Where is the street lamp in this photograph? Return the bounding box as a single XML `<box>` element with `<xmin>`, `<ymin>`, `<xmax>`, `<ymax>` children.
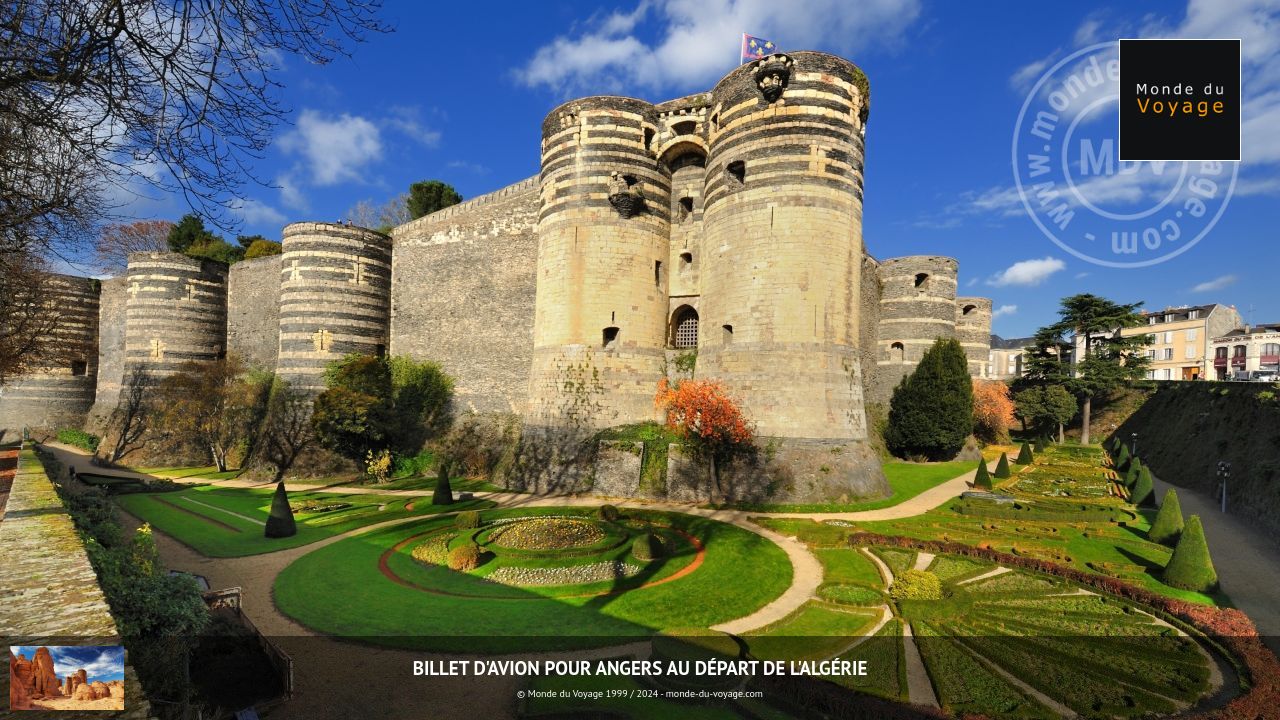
<box><xmin>1131</xmin><ymin>432</ymin><xmax>1138</xmax><ymax>457</ymax></box>
<box><xmin>1217</xmin><ymin>461</ymin><xmax>1231</xmax><ymax>513</ymax></box>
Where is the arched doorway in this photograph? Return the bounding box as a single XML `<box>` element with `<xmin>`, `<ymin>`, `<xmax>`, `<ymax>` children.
<box><xmin>670</xmin><ymin>306</ymin><xmax>699</xmax><ymax>349</ymax></box>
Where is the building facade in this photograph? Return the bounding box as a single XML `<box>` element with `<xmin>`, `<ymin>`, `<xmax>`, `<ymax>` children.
<box><xmin>1210</xmin><ymin>324</ymin><xmax>1280</xmax><ymax>379</ymax></box>
<box><xmin>1072</xmin><ymin>304</ymin><xmax>1243</xmax><ymax>381</ymax></box>
<box><xmin>988</xmin><ymin>335</ymin><xmax>1035</xmax><ymax>380</ymax></box>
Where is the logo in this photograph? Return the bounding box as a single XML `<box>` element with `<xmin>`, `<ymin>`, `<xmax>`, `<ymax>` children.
<box><xmin>1012</xmin><ymin>42</ymin><xmax>1238</xmax><ymax>268</ymax></box>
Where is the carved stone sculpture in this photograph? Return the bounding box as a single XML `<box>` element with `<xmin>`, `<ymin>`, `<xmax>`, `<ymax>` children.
<box><xmin>607</xmin><ymin>171</ymin><xmax>645</xmax><ymax>218</ymax></box>
<box><xmin>754</xmin><ymin>54</ymin><xmax>793</xmax><ymax>102</ymax></box>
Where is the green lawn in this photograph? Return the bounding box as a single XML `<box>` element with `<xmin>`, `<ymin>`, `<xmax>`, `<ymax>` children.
<box><xmin>712</xmin><ymin>461</ymin><xmax>973</xmax><ymax>513</ymax></box>
<box><xmin>273</xmin><ymin>508</ymin><xmax>792</xmax><ymax>652</ymax></box>
<box><xmin>742</xmin><ymin>601</ymin><xmax>881</xmax><ymax>661</ymax></box>
<box><xmin>115</xmin><ymin>485</ymin><xmax>492</xmax><ymax>557</ymax></box>
<box><xmin>131</xmin><ymin>465</ymin><xmax>244</xmax><ymax>481</ymax></box>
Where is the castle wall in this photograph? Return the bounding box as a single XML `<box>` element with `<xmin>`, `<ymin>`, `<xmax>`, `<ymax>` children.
<box><xmin>525</xmin><ymin>96</ymin><xmax>672</xmax><ymax>429</ymax></box>
<box><xmin>124</xmin><ymin>252</ymin><xmax>228</xmax><ymax>379</ymax></box>
<box><xmin>390</xmin><ymin>178</ymin><xmax>540</xmax><ymax>414</ymax></box>
<box><xmin>697</xmin><ymin>52</ymin><xmax>871</xmax><ymax>441</ymax></box>
<box><xmin>870</xmin><ymin>255</ymin><xmax>958</xmax><ymax>404</ymax></box>
<box><xmin>0</xmin><ymin>275</ymin><xmax>100</xmax><ymax>434</ymax></box>
<box><xmin>87</xmin><ymin>277</ymin><xmax>128</xmax><ymax>430</ymax></box>
<box><xmin>227</xmin><ymin>254</ymin><xmax>282</xmax><ymax>372</ymax></box>
<box><xmin>277</xmin><ymin>223</ymin><xmax>392</xmax><ymax>394</ymax></box>
<box><xmin>956</xmin><ymin>296</ymin><xmax>993</xmax><ymax>378</ymax></box>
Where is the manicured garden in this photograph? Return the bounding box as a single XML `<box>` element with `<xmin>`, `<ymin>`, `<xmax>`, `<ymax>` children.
<box><xmin>273</xmin><ymin>507</ymin><xmax>792</xmax><ymax>652</ymax></box>
<box><xmin>114</xmin><ymin>485</ymin><xmax>492</xmax><ymax>557</ymax></box>
<box><xmin>713</xmin><ymin>460</ymin><xmax>975</xmax><ymax>514</ymax></box>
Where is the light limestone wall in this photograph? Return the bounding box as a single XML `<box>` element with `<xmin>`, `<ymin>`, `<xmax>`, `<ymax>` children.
<box><xmin>870</xmin><ymin>255</ymin><xmax>958</xmax><ymax>404</ymax></box>
<box><xmin>227</xmin><ymin>254</ymin><xmax>282</xmax><ymax>372</ymax></box>
<box><xmin>123</xmin><ymin>253</ymin><xmax>227</xmax><ymax>380</ymax></box>
<box><xmin>956</xmin><ymin>296</ymin><xmax>993</xmax><ymax>378</ymax></box>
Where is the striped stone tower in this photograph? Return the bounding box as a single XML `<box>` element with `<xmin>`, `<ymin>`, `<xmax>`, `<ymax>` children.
<box><xmin>0</xmin><ymin>274</ymin><xmax>100</xmax><ymax>432</ymax></box>
<box><xmin>696</xmin><ymin>51</ymin><xmax>872</xmax><ymax>440</ymax></box>
<box><xmin>277</xmin><ymin>222</ymin><xmax>393</xmax><ymax>395</ymax></box>
<box><xmin>873</xmin><ymin>255</ymin><xmax>959</xmax><ymax>401</ymax></box>
<box><xmin>123</xmin><ymin>253</ymin><xmax>228</xmax><ymax>379</ymax></box>
<box><xmin>956</xmin><ymin>297</ymin><xmax>993</xmax><ymax>378</ymax></box>
<box><xmin>524</xmin><ymin>96</ymin><xmax>671</xmax><ymax>429</ymax></box>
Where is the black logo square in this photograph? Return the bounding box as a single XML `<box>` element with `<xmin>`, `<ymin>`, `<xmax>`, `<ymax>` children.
<box><xmin>1119</xmin><ymin>39</ymin><xmax>1240</xmax><ymax>161</ymax></box>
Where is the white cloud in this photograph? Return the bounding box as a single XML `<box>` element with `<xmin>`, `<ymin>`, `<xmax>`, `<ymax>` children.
<box><xmin>232</xmin><ymin>198</ymin><xmax>287</xmax><ymax>226</ymax></box>
<box><xmin>1075</xmin><ymin>271</ymin><xmax>1090</xmax><ymax>279</ymax></box>
<box><xmin>50</xmin><ymin>649</ymin><xmax>122</xmax><ymax>683</ymax></box>
<box><xmin>992</xmin><ymin>304</ymin><xmax>1018</xmax><ymax>318</ymax></box>
<box><xmin>987</xmin><ymin>257</ymin><xmax>1066</xmax><ymax>287</ymax></box>
<box><xmin>383</xmin><ymin>105</ymin><xmax>442</xmax><ymax>148</ymax></box>
<box><xmin>279</xmin><ymin>110</ymin><xmax>383</xmax><ymax>186</ymax></box>
<box><xmin>446</xmin><ymin>160</ymin><xmax>490</xmax><ymax>175</ymax></box>
<box><xmin>1191</xmin><ymin>274</ymin><xmax>1237</xmax><ymax>292</ymax></box>
<box><xmin>275</xmin><ymin>173</ymin><xmax>308</xmax><ymax>212</ymax></box>
<box><xmin>517</xmin><ymin>0</ymin><xmax>921</xmax><ymax>94</ymax></box>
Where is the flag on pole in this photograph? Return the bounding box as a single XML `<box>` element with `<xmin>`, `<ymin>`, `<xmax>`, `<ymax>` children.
<box><xmin>741</xmin><ymin>34</ymin><xmax>777</xmax><ymax>64</ymax></box>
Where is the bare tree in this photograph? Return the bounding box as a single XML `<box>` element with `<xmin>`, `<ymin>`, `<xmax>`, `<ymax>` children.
<box><xmin>260</xmin><ymin>380</ymin><xmax>315</xmax><ymax>483</ymax></box>
<box><xmin>152</xmin><ymin>356</ymin><xmax>264</xmax><ymax>471</ymax></box>
<box><xmin>345</xmin><ymin>192</ymin><xmax>410</xmax><ymax>231</ymax></box>
<box><xmin>0</xmin><ymin>0</ymin><xmax>390</xmax><ymax>258</ymax></box>
<box><xmin>104</xmin><ymin>364</ymin><xmax>153</xmax><ymax>463</ymax></box>
<box><xmin>0</xmin><ymin>253</ymin><xmax>70</xmax><ymax>385</ymax></box>
<box><xmin>93</xmin><ymin>220</ymin><xmax>173</xmax><ymax>275</ymax></box>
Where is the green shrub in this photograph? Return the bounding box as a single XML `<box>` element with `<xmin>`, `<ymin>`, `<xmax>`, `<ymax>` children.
<box><xmin>264</xmin><ymin>481</ymin><xmax>297</xmax><ymax>538</ymax></box>
<box><xmin>243</xmin><ymin>239</ymin><xmax>282</xmax><ymax>259</ymax></box>
<box><xmin>392</xmin><ymin>449</ymin><xmax>436</xmax><ymax>478</ymax></box>
<box><xmin>632</xmin><ymin>532</ymin><xmax>665</xmax><ymax>561</ymax></box>
<box><xmin>411</xmin><ymin>534</ymin><xmax>452</xmax><ymax>564</ymax></box>
<box><xmin>1149</xmin><ymin>489</ymin><xmax>1184</xmax><ymax>545</ymax></box>
<box><xmin>455</xmin><ymin>510</ymin><xmax>481</xmax><ymax>529</ymax></box>
<box><xmin>1162</xmin><ymin>515</ymin><xmax>1217</xmax><ymax>591</ymax></box>
<box><xmin>885</xmin><ymin>338</ymin><xmax>974</xmax><ymax>460</ymax></box>
<box><xmin>432</xmin><ymin>462</ymin><xmax>454</xmax><ymax>505</ymax></box>
<box><xmin>973</xmin><ymin>459</ymin><xmax>993</xmax><ymax>490</ymax></box>
<box><xmin>56</xmin><ymin>428</ymin><xmax>100</xmax><ymax>453</ymax></box>
<box><xmin>1124</xmin><ymin>458</ymin><xmax>1143</xmax><ymax>488</ymax></box>
<box><xmin>1131</xmin><ymin>466</ymin><xmax>1154</xmax><ymax>507</ymax></box>
<box><xmin>1015</xmin><ymin>441</ymin><xmax>1033</xmax><ymax>465</ymax></box>
<box><xmin>447</xmin><ymin>543</ymin><xmax>482</xmax><ymax>572</ymax></box>
<box><xmin>993</xmin><ymin>452</ymin><xmax>1011</xmax><ymax>479</ymax></box>
<box><xmin>889</xmin><ymin>569</ymin><xmax>942</xmax><ymax>601</ymax></box>
<box><xmin>598</xmin><ymin>504</ymin><xmax>620</xmax><ymax>521</ymax></box>
<box><xmin>1115</xmin><ymin>443</ymin><xmax>1131</xmax><ymax>471</ymax></box>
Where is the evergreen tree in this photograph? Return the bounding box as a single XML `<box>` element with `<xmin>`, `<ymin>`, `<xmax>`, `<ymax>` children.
<box><xmin>1016</xmin><ymin>441</ymin><xmax>1034</xmax><ymax>465</ymax></box>
<box><xmin>264</xmin><ymin>481</ymin><xmax>297</xmax><ymax>538</ymax></box>
<box><xmin>885</xmin><ymin>338</ymin><xmax>975</xmax><ymax>461</ymax></box>
<box><xmin>1115</xmin><ymin>443</ymin><xmax>1131</xmax><ymax>471</ymax></box>
<box><xmin>1149</xmin><ymin>489</ymin><xmax>1184</xmax><ymax>546</ymax></box>
<box><xmin>432</xmin><ymin>460</ymin><xmax>454</xmax><ymax>505</ymax></box>
<box><xmin>973</xmin><ymin>458</ymin><xmax>993</xmax><ymax>490</ymax></box>
<box><xmin>406</xmin><ymin>180</ymin><xmax>462</xmax><ymax>219</ymax></box>
<box><xmin>1163</xmin><ymin>515</ymin><xmax>1217</xmax><ymax>592</ymax></box>
<box><xmin>1131</xmin><ymin>466</ymin><xmax>1154</xmax><ymax>506</ymax></box>
<box><xmin>1124</xmin><ymin>457</ymin><xmax>1143</xmax><ymax>487</ymax></box>
<box><xmin>994</xmin><ymin>452</ymin><xmax>1011</xmax><ymax>479</ymax></box>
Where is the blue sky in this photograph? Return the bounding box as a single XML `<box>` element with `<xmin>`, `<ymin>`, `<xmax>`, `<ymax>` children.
<box><xmin>10</xmin><ymin>645</ymin><xmax>125</xmax><ymax>684</ymax></box>
<box><xmin>98</xmin><ymin>0</ymin><xmax>1280</xmax><ymax>338</ymax></box>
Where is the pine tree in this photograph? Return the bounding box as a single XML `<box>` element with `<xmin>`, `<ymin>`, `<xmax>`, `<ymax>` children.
<box><xmin>994</xmin><ymin>452</ymin><xmax>1011</xmax><ymax>479</ymax></box>
<box><xmin>1016</xmin><ymin>441</ymin><xmax>1034</xmax><ymax>465</ymax></box>
<box><xmin>973</xmin><ymin>459</ymin><xmax>993</xmax><ymax>490</ymax></box>
<box><xmin>1131</xmin><ymin>466</ymin><xmax>1154</xmax><ymax>506</ymax></box>
<box><xmin>885</xmin><ymin>338</ymin><xmax>974</xmax><ymax>460</ymax></box>
<box><xmin>1163</xmin><ymin>515</ymin><xmax>1217</xmax><ymax>592</ymax></box>
<box><xmin>264</xmin><ymin>481</ymin><xmax>297</xmax><ymax>538</ymax></box>
<box><xmin>1149</xmin><ymin>489</ymin><xmax>1184</xmax><ymax>546</ymax></box>
<box><xmin>432</xmin><ymin>461</ymin><xmax>454</xmax><ymax>505</ymax></box>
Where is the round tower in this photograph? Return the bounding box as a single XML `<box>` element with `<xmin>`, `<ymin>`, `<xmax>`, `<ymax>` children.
<box><xmin>871</xmin><ymin>255</ymin><xmax>959</xmax><ymax>402</ymax></box>
<box><xmin>696</xmin><ymin>52</ymin><xmax>871</xmax><ymax>440</ymax></box>
<box><xmin>0</xmin><ymin>275</ymin><xmax>100</xmax><ymax>431</ymax></box>
<box><xmin>956</xmin><ymin>297</ymin><xmax>993</xmax><ymax>378</ymax></box>
<box><xmin>525</xmin><ymin>96</ymin><xmax>671</xmax><ymax>429</ymax></box>
<box><xmin>124</xmin><ymin>253</ymin><xmax>228</xmax><ymax>379</ymax></box>
<box><xmin>277</xmin><ymin>222</ymin><xmax>392</xmax><ymax>394</ymax></box>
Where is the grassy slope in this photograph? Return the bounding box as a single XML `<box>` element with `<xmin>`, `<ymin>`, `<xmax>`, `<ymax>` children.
<box><xmin>115</xmin><ymin>485</ymin><xmax>491</xmax><ymax>557</ymax></box>
<box><xmin>273</xmin><ymin>508</ymin><xmax>792</xmax><ymax>652</ymax></box>
<box><xmin>717</xmin><ymin>461</ymin><xmax>973</xmax><ymax>513</ymax></box>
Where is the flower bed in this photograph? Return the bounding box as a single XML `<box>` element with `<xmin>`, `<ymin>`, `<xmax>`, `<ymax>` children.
<box><xmin>487</xmin><ymin>561</ymin><xmax>642</xmax><ymax>587</ymax></box>
<box><xmin>486</xmin><ymin>517</ymin><xmax>607</xmax><ymax>550</ymax></box>
<box><xmin>290</xmin><ymin>499</ymin><xmax>353</xmax><ymax>514</ymax></box>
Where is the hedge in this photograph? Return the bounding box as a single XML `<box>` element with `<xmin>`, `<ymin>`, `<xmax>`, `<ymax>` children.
<box><xmin>1149</xmin><ymin>489</ymin><xmax>1184</xmax><ymax>546</ymax></box>
<box><xmin>993</xmin><ymin>452</ymin><xmax>1011</xmax><ymax>479</ymax></box>
<box><xmin>1163</xmin><ymin>516</ymin><xmax>1217</xmax><ymax>592</ymax></box>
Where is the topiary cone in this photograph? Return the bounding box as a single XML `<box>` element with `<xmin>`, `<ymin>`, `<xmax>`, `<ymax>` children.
<box><xmin>1163</xmin><ymin>515</ymin><xmax>1217</xmax><ymax>592</ymax></box>
<box><xmin>973</xmin><ymin>459</ymin><xmax>993</xmax><ymax>490</ymax></box>
<box><xmin>993</xmin><ymin>452</ymin><xmax>1011</xmax><ymax>479</ymax></box>
<box><xmin>1131</xmin><ymin>466</ymin><xmax>1154</xmax><ymax>507</ymax></box>
<box><xmin>1016</xmin><ymin>441</ymin><xmax>1034</xmax><ymax>465</ymax></box>
<box><xmin>1115</xmin><ymin>443</ymin><xmax>1131</xmax><ymax>471</ymax></box>
<box><xmin>1149</xmin><ymin>489</ymin><xmax>1184</xmax><ymax>546</ymax></box>
<box><xmin>1125</xmin><ymin>458</ymin><xmax>1143</xmax><ymax>488</ymax></box>
<box><xmin>432</xmin><ymin>462</ymin><xmax>454</xmax><ymax>505</ymax></box>
<box><xmin>264</xmin><ymin>481</ymin><xmax>297</xmax><ymax>538</ymax></box>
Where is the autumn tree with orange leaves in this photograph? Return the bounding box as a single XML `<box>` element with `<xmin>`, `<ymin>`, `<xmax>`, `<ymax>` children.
<box><xmin>655</xmin><ymin>378</ymin><xmax>754</xmax><ymax>488</ymax></box>
<box><xmin>972</xmin><ymin>379</ymin><xmax>1015</xmax><ymax>443</ymax></box>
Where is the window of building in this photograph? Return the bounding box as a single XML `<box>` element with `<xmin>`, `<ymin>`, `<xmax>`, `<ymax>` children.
<box><xmin>1234</xmin><ymin>344</ymin><xmax>1247</xmax><ymax>357</ymax></box>
<box><xmin>70</xmin><ymin>360</ymin><xmax>87</xmax><ymax>376</ymax></box>
<box><xmin>962</xmin><ymin>304</ymin><xmax>977</xmax><ymax>316</ymax></box>
<box><xmin>1186</xmin><ymin>345</ymin><xmax>1196</xmax><ymax>359</ymax></box>
<box><xmin>914</xmin><ymin>273</ymin><xmax>929</xmax><ymax>289</ymax></box>
<box><xmin>1187</xmin><ymin>328</ymin><xmax>1198</xmax><ymax>341</ymax></box>
<box><xmin>679</xmin><ymin>251</ymin><xmax>693</xmax><ymax>268</ymax></box>
<box><xmin>1147</xmin><ymin>334</ymin><xmax>1157</xmax><ymax>344</ymax></box>
<box><xmin>602</xmin><ymin>327</ymin><xmax>620</xmax><ymax>348</ymax></box>
<box><xmin>1165</xmin><ymin>314</ymin><xmax>1174</xmax><ymax>323</ymax></box>
<box><xmin>890</xmin><ymin>341</ymin><xmax>905</xmax><ymax>362</ymax></box>
<box><xmin>1148</xmin><ymin>316</ymin><xmax>1157</xmax><ymax>325</ymax></box>
<box><xmin>654</xmin><ymin>260</ymin><xmax>664</xmax><ymax>287</ymax></box>
<box><xmin>1164</xmin><ymin>331</ymin><xmax>1174</xmax><ymax>344</ymax></box>
<box><xmin>725</xmin><ymin>160</ymin><xmax>745</xmax><ymax>189</ymax></box>
<box><xmin>1189</xmin><ymin>310</ymin><xmax>1200</xmax><ymax>319</ymax></box>
<box><xmin>671</xmin><ymin>306</ymin><xmax>699</xmax><ymax>348</ymax></box>
<box><xmin>643</xmin><ymin>127</ymin><xmax>655</xmax><ymax>149</ymax></box>
<box><xmin>1162</xmin><ymin>348</ymin><xmax>1174</xmax><ymax>360</ymax></box>
<box><xmin>375</xmin><ymin>344</ymin><xmax>386</xmax><ymax>357</ymax></box>
<box><xmin>678</xmin><ymin>197</ymin><xmax>694</xmax><ymax>221</ymax></box>
<box><xmin>1147</xmin><ymin>370</ymin><xmax>1156</xmax><ymax>379</ymax></box>
<box><xmin>1147</xmin><ymin>349</ymin><xmax>1156</xmax><ymax>360</ymax></box>
<box><xmin>1161</xmin><ymin>368</ymin><xmax>1171</xmax><ymax>379</ymax></box>
<box><xmin>1215</xmin><ymin>346</ymin><xmax>1228</xmax><ymax>359</ymax></box>
<box><xmin>1263</xmin><ymin>343</ymin><xmax>1280</xmax><ymax>356</ymax></box>
<box><xmin>722</xmin><ymin>324</ymin><xmax>734</xmax><ymax>344</ymax></box>
<box><xmin>672</xmin><ymin>120</ymin><xmax>696</xmax><ymax>136</ymax></box>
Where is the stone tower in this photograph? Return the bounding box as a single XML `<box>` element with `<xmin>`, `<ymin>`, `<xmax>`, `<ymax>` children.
<box><xmin>525</xmin><ymin>97</ymin><xmax>672</xmax><ymax>429</ymax></box>
<box><xmin>871</xmin><ymin>255</ymin><xmax>959</xmax><ymax>403</ymax></box>
<box><xmin>0</xmin><ymin>275</ymin><xmax>100</xmax><ymax>432</ymax></box>
<box><xmin>956</xmin><ymin>297</ymin><xmax>993</xmax><ymax>378</ymax></box>
<box><xmin>123</xmin><ymin>253</ymin><xmax>228</xmax><ymax>379</ymax></box>
<box><xmin>697</xmin><ymin>52</ymin><xmax>872</xmax><ymax>441</ymax></box>
<box><xmin>277</xmin><ymin>222</ymin><xmax>393</xmax><ymax>394</ymax></box>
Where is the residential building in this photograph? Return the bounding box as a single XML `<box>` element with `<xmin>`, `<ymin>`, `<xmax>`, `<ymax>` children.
<box><xmin>1210</xmin><ymin>323</ymin><xmax>1280</xmax><ymax>380</ymax></box>
<box><xmin>988</xmin><ymin>335</ymin><xmax>1036</xmax><ymax>380</ymax></box>
<box><xmin>1072</xmin><ymin>303</ymin><xmax>1243</xmax><ymax>381</ymax></box>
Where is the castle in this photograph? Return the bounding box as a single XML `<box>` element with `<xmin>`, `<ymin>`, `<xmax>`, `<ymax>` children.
<box><xmin>0</xmin><ymin>52</ymin><xmax>991</xmax><ymax>502</ymax></box>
